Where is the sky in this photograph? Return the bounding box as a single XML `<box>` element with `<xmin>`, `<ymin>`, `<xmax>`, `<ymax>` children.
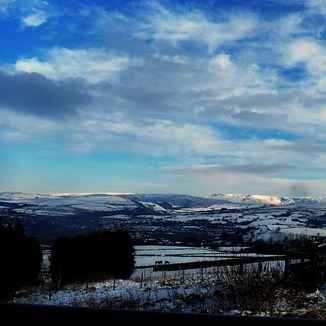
<box><xmin>1</xmin><ymin>0</ymin><xmax>326</xmax><ymax>197</ymax></box>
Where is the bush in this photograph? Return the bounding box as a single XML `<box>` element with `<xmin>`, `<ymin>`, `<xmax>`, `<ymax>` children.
<box><xmin>50</xmin><ymin>229</ymin><xmax>135</xmax><ymax>289</ymax></box>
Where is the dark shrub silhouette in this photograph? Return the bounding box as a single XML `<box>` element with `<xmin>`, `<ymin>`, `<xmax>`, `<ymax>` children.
<box><xmin>0</xmin><ymin>220</ymin><xmax>43</xmax><ymax>300</ymax></box>
<box><xmin>49</xmin><ymin>229</ymin><xmax>135</xmax><ymax>289</ymax></box>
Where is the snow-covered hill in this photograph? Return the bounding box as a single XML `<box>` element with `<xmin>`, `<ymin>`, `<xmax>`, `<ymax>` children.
<box><xmin>1</xmin><ymin>190</ymin><xmax>326</xmax><ymax>259</ymax></box>
<box><xmin>205</xmin><ymin>193</ymin><xmax>326</xmax><ymax>207</ymax></box>
<box><xmin>205</xmin><ymin>193</ymin><xmax>282</xmax><ymax>206</ymax></box>
<box><xmin>125</xmin><ymin>192</ymin><xmax>326</xmax><ymax>208</ymax></box>
<box><xmin>1</xmin><ymin>191</ymin><xmax>326</xmax><ymax>210</ymax></box>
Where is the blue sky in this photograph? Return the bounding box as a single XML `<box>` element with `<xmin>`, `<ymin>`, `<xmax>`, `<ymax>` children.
<box><xmin>0</xmin><ymin>0</ymin><xmax>326</xmax><ymax>197</ymax></box>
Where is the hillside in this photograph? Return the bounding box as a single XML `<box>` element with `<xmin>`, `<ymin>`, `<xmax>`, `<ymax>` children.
<box><xmin>2</xmin><ymin>192</ymin><xmax>326</xmax><ymax>320</ymax></box>
<box><xmin>2</xmin><ymin>191</ymin><xmax>326</xmax><ymax>208</ymax></box>
<box><xmin>0</xmin><ymin>191</ymin><xmax>326</xmax><ymax>247</ymax></box>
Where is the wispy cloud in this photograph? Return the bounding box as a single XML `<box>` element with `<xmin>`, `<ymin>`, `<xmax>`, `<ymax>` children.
<box><xmin>306</xmin><ymin>0</ymin><xmax>326</xmax><ymax>15</ymax></box>
<box><xmin>0</xmin><ymin>0</ymin><xmax>52</xmax><ymax>26</ymax></box>
<box><xmin>15</xmin><ymin>47</ymin><xmax>138</xmax><ymax>83</ymax></box>
<box><xmin>0</xmin><ymin>0</ymin><xmax>15</xmax><ymax>15</ymax></box>
<box><xmin>136</xmin><ymin>2</ymin><xmax>258</xmax><ymax>52</ymax></box>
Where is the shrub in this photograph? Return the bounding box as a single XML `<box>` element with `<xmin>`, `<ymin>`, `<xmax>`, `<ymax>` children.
<box><xmin>50</xmin><ymin>229</ymin><xmax>135</xmax><ymax>289</ymax></box>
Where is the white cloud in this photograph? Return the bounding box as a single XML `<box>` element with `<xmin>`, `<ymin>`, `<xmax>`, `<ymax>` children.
<box><xmin>153</xmin><ymin>54</ymin><xmax>188</xmax><ymax>64</ymax></box>
<box><xmin>157</xmin><ymin>164</ymin><xmax>221</xmax><ymax>172</ymax></box>
<box><xmin>285</xmin><ymin>39</ymin><xmax>321</xmax><ymax>65</ymax></box>
<box><xmin>22</xmin><ymin>10</ymin><xmax>47</xmax><ymax>27</ymax></box>
<box><xmin>71</xmin><ymin>115</ymin><xmax>223</xmax><ymax>156</ymax></box>
<box><xmin>306</xmin><ymin>0</ymin><xmax>326</xmax><ymax>15</ymax></box>
<box><xmin>276</xmin><ymin>13</ymin><xmax>304</xmax><ymax>36</ymax></box>
<box><xmin>15</xmin><ymin>48</ymin><xmax>138</xmax><ymax>83</ymax></box>
<box><xmin>15</xmin><ymin>58</ymin><xmax>55</xmax><ymax>76</ymax></box>
<box><xmin>191</xmin><ymin>171</ymin><xmax>326</xmax><ymax>197</ymax></box>
<box><xmin>0</xmin><ymin>109</ymin><xmax>63</xmax><ymax>144</ymax></box>
<box><xmin>0</xmin><ymin>0</ymin><xmax>51</xmax><ymax>25</ymax></box>
<box><xmin>210</xmin><ymin>53</ymin><xmax>233</xmax><ymax>69</ymax></box>
<box><xmin>141</xmin><ymin>160</ymin><xmax>325</xmax><ymax>196</ymax></box>
<box><xmin>137</xmin><ymin>3</ymin><xmax>257</xmax><ymax>52</ymax></box>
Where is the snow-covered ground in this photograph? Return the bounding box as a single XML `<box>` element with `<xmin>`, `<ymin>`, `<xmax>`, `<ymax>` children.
<box><xmin>6</xmin><ymin>245</ymin><xmax>324</xmax><ymax>320</ymax></box>
<box><xmin>11</xmin><ymin>257</ymin><xmax>326</xmax><ymax>320</ymax></box>
<box><xmin>134</xmin><ymin>245</ymin><xmax>277</xmax><ymax>267</ymax></box>
<box><xmin>2</xmin><ymin>192</ymin><xmax>326</xmax><ymax>320</ymax></box>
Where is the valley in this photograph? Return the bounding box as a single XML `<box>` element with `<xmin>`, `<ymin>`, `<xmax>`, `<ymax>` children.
<box><xmin>1</xmin><ymin>192</ymin><xmax>326</xmax><ymax>247</ymax></box>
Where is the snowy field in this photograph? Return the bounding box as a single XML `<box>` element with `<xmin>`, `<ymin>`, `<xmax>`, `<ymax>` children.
<box><xmin>11</xmin><ymin>251</ymin><xmax>323</xmax><ymax>320</ymax></box>
<box><xmin>134</xmin><ymin>245</ymin><xmax>277</xmax><ymax>267</ymax></box>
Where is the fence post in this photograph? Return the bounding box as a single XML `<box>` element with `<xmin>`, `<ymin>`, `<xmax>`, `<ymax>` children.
<box><xmin>140</xmin><ymin>272</ymin><xmax>143</xmax><ymax>289</ymax></box>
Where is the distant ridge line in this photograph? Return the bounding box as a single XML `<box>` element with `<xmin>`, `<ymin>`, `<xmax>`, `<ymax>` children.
<box><xmin>1</xmin><ymin>191</ymin><xmax>326</xmax><ymax>207</ymax></box>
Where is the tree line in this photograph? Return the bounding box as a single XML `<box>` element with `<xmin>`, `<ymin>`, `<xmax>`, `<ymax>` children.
<box><xmin>0</xmin><ymin>219</ymin><xmax>135</xmax><ymax>300</ymax></box>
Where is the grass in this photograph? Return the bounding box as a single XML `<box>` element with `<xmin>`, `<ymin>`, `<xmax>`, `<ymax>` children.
<box><xmin>10</xmin><ymin>261</ymin><xmax>326</xmax><ymax>319</ymax></box>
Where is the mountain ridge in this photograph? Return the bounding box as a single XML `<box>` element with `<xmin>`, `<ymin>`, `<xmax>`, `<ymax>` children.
<box><xmin>1</xmin><ymin>191</ymin><xmax>326</xmax><ymax>208</ymax></box>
